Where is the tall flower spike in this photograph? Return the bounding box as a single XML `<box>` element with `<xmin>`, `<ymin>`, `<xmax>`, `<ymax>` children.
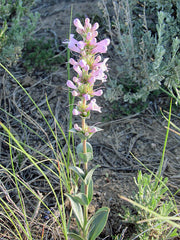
<box><xmin>65</xmin><ymin>18</ymin><xmax>110</xmax><ymax>239</ymax></box>
<box><xmin>66</xmin><ymin>17</ymin><xmax>110</xmax><ymax>133</ymax></box>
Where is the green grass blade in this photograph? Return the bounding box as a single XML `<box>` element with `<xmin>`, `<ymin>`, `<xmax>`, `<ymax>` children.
<box><xmin>156</xmin><ymin>98</ymin><xmax>172</xmax><ymax>182</ymax></box>
<box><xmin>8</xmin><ymin>133</ymin><xmax>32</xmax><ymax>239</ymax></box>
<box><xmin>0</xmin><ymin>198</ymin><xmax>28</xmax><ymax>239</ymax></box>
<box><xmin>0</xmin><ymin>121</ymin><xmax>68</xmax><ymax>238</ymax></box>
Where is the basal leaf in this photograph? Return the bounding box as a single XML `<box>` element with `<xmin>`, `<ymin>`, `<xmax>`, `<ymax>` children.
<box><xmin>86</xmin><ymin>207</ymin><xmax>110</xmax><ymax>240</ymax></box>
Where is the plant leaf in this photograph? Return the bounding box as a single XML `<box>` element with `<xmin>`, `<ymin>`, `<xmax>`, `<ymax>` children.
<box><xmin>74</xmin><ymin>193</ymin><xmax>89</xmax><ymax>206</ymax></box>
<box><xmin>69</xmin><ymin>166</ymin><xmax>85</xmax><ymax>180</ymax></box>
<box><xmin>76</xmin><ymin>142</ymin><xmax>93</xmax><ymax>163</ymax></box>
<box><xmin>68</xmin><ymin>232</ymin><xmax>84</xmax><ymax>240</ymax></box>
<box><xmin>86</xmin><ymin>207</ymin><xmax>110</xmax><ymax>240</ymax></box>
<box><xmin>168</xmin><ymin>228</ymin><xmax>178</xmax><ymax>238</ymax></box>
<box><xmin>84</xmin><ymin>165</ymin><xmax>100</xmax><ymax>185</ymax></box>
<box><xmin>78</xmin><ymin>152</ymin><xmax>93</xmax><ymax>163</ymax></box>
<box><xmin>65</xmin><ymin>193</ymin><xmax>84</xmax><ymax>229</ymax></box>
<box><xmin>87</xmin><ymin>179</ymin><xmax>93</xmax><ymax>204</ymax></box>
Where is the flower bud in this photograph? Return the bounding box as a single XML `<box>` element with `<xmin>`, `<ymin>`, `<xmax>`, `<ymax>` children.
<box><xmin>67</xmin><ymin>80</ymin><xmax>77</xmax><ymax>90</ymax></box>
<box><xmin>74</xmin><ymin>18</ymin><xmax>84</xmax><ymax>30</ymax></box>
<box><xmin>92</xmin><ymin>22</ymin><xmax>99</xmax><ymax>31</ymax></box>
<box><xmin>72</xmin><ymin>109</ymin><xmax>81</xmax><ymax>115</ymax></box>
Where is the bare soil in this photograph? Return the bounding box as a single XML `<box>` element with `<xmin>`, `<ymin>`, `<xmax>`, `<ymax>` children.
<box><xmin>0</xmin><ymin>0</ymin><xmax>180</xmax><ymax>239</ymax></box>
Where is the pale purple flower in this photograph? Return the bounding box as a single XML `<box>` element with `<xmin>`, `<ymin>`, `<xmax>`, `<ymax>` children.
<box><xmin>93</xmin><ymin>58</ymin><xmax>109</xmax><ymax>72</ymax></box>
<box><xmin>77</xmin><ymin>41</ymin><xmax>86</xmax><ymax>50</ymax></box>
<box><xmin>83</xmin><ymin>93</ymin><xmax>91</xmax><ymax>101</ymax></box>
<box><xmin>69</xmin><ymin>58</ymin><xmax>78</xmax><ymax>66</ymax></box>
<box><xmin>79</xmin><ymin>59</ymin><xmax>86</xmax><ymax>68</ymax></box>
<box><xmin>91</xmin><ymin>31</ymin><xmax>98</xmax><ymax>38</ymax></box>
<box><xmin>88</xmin><ymin>77</ymin><xmax>96</xmax><ymax>85</ymax></box>
<box><xmin>84</xmin><ymin>65</ymin><xmax>89</xmax><ymax>71</ymax></box>
<box><xmin>89</xmin><ymin>126</ymin><xmax>97</xmax><ymax>133</ymax></box>
<box><xmin>86</xmin><ymin>32</ymin><xmax>92</xmax><ymax>41</ymax></box>
<box><xmin>73</xmin><ymin>77</ymin><xmax>80</xmax><ymax>83</ymax></box>
<box><xmin>94</xmin><ymin>55</ymin><xmax>102</xmax><ymax>64</ymax></box>
<box><xmin>92</xmin><ymin>89</ymin><xmax>103</xmax><ymax>96</ymax></box>
<box><xmin>72</xmin><ymin>90</ymin><xmax>80</xmax><ymax>96</ymax></box>
<box><xmin>92</xmin><ymin>39</ymin><xmax>110</xmax><ymax>54</ymax></box>
<box><xmin>66</xmin><ymin>18</ymin><xmax>110</xmax><ymax>137</ymax></box>
<box><xmin>84</xmin><ymin>18</ymin><xmax>91</xmax><ymax>30</ymax></box>
<box><xmin>85</xmin><ymin>126</ymin><xmax>97</xmax><ymax>136</ymax></box>
<box><xmin>90</xmin><ymin>69</ymin><xmax>107</xmax><ymax>82</ymax></box>
<box><xmin>79</xmin><ymin>60</ymin><xmax>89</xmax><ymax>71</ymax></box>
<box><xmin>72</xmin><ymin>109</ymin><xmax>81</xmax><ymax>115</ymax></box>
<box><xmin>92</xmin><ymin>22</ymin><xmax>99</xmax><ymax>31</ymax></box>
<box><xmin>68</xmin><ymin>34</ymin><xmax>81</xmax><ymax>53</ymax></box>
<box><xmin>90</xmin><ymin>38</ymin><xmax>97</xmax><ymax>46</ymax></box>
<box><xmin>67</xmin><ymin>80</ymin><xmax>77</xmax><ymax>90</ymax></box>
<box><xmin>73</xmin><ymin>65</ymin><xmax>82</xmax><ymax>77</ymax></box>
<box><xmin>74</xmin><ymin>19</ymin><xmax>84</xmax><ymax>31</ymax></box>
<box><xmin>86</xmin><ymin>99</ymin><xmax>101</xmax><ymax>112</ymax></box>
<box><xmin>74</xmin><ymin>123</ymin><xmax>82</xmax><ymax>131</ymax></box>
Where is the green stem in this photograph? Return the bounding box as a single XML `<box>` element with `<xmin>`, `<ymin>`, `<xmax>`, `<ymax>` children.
<box><xmin>81</xmin><ymin>106</ymin><xmax>88</xmax><ymax>237</ymax></box>
<box><xmin>155</xmin><ymin>98</ymin><xmax>172</xmax><ymax>189</ymax></box>
<box><xmin>67</xmin><ymin>5</ymin><xmax>74</xmax><ymax>172</ymax></box>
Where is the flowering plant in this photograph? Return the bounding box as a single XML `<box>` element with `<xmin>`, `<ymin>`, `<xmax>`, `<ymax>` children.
<box><xmin>65</xmin><ymin>18</ymin><xmax>110</xmax><ymax>240</ymax></box>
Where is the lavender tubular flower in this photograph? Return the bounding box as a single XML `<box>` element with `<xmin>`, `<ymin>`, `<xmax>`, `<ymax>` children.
<box><xmin>67</xmin><ymin>80</ymin><xmax>77</xmax><ymax>90</ymax></box>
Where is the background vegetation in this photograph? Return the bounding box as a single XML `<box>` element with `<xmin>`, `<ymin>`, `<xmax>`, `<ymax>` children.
<box><xmin>100</xmin><ymin>0</ymin><xmax>180</xmax><ymax>105</ymax></box>
<box><xmin>0</xmin><ymin>0</ymin><xmax>39</xmax><ymax>66</ymax></box>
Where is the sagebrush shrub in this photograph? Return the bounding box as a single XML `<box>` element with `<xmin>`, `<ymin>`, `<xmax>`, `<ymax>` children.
<box><xmin>0</xmin><ymin>0</ymin><xmax>39</xmax><ymax>66</ymax></box>
<box><xmin>99</xmin><ymin>0</ymin><xmax>180</xmax><ymax>104</ymax></box>
<box><xmin>22</xmin><ymin>38</ymin><xmax>66</xmax><ymax>72</ymax></box>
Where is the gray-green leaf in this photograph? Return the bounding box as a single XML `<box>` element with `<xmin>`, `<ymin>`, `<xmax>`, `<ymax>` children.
<box><xmin>68</xmin><ymin>232</ymin><xmax>84</xmax><ymax>240</ymax></box>
<box><xmin>65</xmin><ymin>193</ymin><xmax>84</xmax><ymax>229</ymax></box>
<box><xmin>86</xmin><ymin>207</ymin><xmax>110</xmax><ymax>240</ymax></box>
<box><xmin>69</xmin><ymin>166</ymin><xmax>85</xmax><ymax>180</ymax></box>
<box><xmin>76</xmin><ymin>142</ymin><xmax>93</xmax><ymax>163</ymax></box>
<box><xmin>84</xmin><ymin>165</ymin><xmax>100</xmax><ymax>185</ymax></box>
<box><xmin>87</xmin><ymin>179</ymin><xmax>93</xmax><ymax>204</ymax></box>
<box><xmin>74</xmin><ymin>193</ymin><xmax>89</xmax><ymax>206</ymax></box>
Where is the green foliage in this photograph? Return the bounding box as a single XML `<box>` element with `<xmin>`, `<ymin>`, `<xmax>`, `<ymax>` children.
<box><xmin>0</xmin><ymin>0</ymin><xmax>39</xmax><ymax>65</ymax></box>
<box><xmin>22</xmin><ymin>38</ymin><xmax>66</xmax><ymax>72</ymax></box>
<box><xmin>86</xmin><ymin>207</ymin><xmax>110</xmax><ymax>240</ymax></box>
<box><xmin>100</xmin><ymin>0</ymin><xmax>180</xmax><ymax>104</ymax></box>
<box><xmin>123</xmin><ymin>171</ymin><xmax>179</xmax><ymax>239</ymax></box>
<box><xmin>68</xmin><ymin>161</ymin><xmax>109</xmax><ymax>239</ymax></box>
